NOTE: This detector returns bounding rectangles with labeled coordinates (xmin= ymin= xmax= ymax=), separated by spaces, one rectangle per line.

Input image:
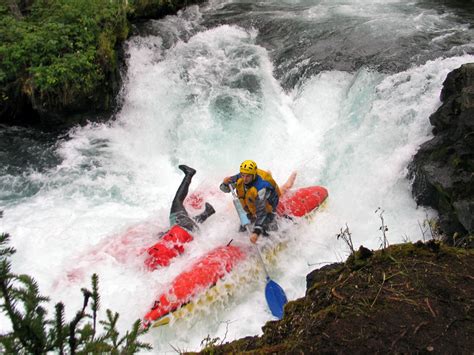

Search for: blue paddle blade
xmin=265 ymin=279 xmax=288 ymax=319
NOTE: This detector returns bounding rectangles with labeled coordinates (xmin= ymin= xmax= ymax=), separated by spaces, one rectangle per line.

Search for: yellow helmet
xmin=240 ymin=160 xmax=257 ymax=175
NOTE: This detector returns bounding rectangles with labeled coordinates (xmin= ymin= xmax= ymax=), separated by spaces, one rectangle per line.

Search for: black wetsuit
xmin=169 ymin=165 xmax=215 ymax=231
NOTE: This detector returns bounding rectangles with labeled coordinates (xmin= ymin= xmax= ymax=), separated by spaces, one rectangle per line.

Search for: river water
xmin=0 ymin=0 xmax=473 ymax=352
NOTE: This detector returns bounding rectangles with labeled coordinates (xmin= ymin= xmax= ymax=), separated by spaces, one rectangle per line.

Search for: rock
xmin=408 ymin=63 xmax=474 ymax=243
xmin=211 ymin=243 xmax=474 ymax=354
xmin=453 ymin=199 xmax=474 ymax=233
xmin=356 ymin=245 xmax=373 ymax=260
xmin=306 ymin=262 xmax=343 ymax=292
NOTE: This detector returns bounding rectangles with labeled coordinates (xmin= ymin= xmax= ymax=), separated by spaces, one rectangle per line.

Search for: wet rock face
xmin=409 ymin=63 xmax=474 ymax=241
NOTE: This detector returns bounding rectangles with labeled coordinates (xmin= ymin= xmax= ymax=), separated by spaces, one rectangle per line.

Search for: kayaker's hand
xmin=250 ymin=232 xmax=259 ymax=244
xmin=219 ymin=182 xmax=231 ymax=193
xmin=223 ymin=176 xmax=232 ymax=184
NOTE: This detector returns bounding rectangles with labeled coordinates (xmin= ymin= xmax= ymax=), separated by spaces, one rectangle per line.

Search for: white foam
xmin=0 ymin=3 xmax=473 ymax=353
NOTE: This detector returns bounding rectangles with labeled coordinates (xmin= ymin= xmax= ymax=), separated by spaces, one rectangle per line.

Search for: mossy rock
xmin=207 ymin=242 xmax=474 ymax=354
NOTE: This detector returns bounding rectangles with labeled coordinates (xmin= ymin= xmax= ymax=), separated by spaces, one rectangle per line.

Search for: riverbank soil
xmin=204 ymin=242 xmax=474 ymax=353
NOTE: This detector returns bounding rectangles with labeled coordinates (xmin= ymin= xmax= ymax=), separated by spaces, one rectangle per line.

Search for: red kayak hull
xmin=277 ymin=186 xmax=328 ymax=217
xmin=143 ymin=244 xmax=246 ymax=327
xmin=144 ymin=225 xmax=193 ymax=270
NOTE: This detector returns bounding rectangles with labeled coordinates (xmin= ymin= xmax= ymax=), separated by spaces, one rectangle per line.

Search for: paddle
xmin=229 ymin=185 xmax=288 ymax=319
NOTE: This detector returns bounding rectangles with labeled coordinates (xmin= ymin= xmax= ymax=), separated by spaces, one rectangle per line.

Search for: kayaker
xmin=170 ymin=164 xmax=215 ymax=231
xmin=144 ymin=165 xmax=215 ymax=270
xmin=220 ymin=160 xmax=295 ymax=244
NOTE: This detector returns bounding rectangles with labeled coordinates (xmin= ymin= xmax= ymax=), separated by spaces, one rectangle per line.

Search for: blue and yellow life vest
xmin=235 ymin=169 xmax=280 ymax=216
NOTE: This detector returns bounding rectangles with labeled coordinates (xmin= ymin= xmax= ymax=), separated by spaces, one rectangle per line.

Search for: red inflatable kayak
xmin=276 ymin=186 xmax=328 ymax=217
xmin=144 ymin=225 xmax=193 ymax=270
xmin=143 ymin=244 xmax=246 ymax=328
xmin=144 ymin=186 xmax=328 ymax=271
xmin=143 ymin=185 xmax=328 ymax=327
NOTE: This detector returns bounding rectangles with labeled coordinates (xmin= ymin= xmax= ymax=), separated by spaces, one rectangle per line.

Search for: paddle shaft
xmin=229 ymin=183 xmax=288 ymax=319
xmin=230 ymin=185 xmax=271 ymax=279
xmin=245 ymin=224 xmax=271 ymax=280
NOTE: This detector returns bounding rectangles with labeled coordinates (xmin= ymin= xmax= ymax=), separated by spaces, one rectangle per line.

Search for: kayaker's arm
xmin=226 ymin=173 xmax=240 ymax=184
xmin=252 ymin=188 xmax=270 ymax=236
xmin=220 ymin=173 xmax=240 ymax=192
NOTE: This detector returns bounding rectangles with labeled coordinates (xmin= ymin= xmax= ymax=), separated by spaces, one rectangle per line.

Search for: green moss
xmin=451 ymin=155 xmax=462 ymax=168
xmin=307 ymin=281 xmax=325 ymax=295
xmin=429 ymin=146 xmax=448 ymax=161
xmin=346 ymin=254 xmax=369 ymax=270
xmin=283 ymin=298 xmax=308 ymax=315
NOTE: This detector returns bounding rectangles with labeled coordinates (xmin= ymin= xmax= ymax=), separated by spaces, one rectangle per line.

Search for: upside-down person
xmin=145 ymin=165 xmax=215 ymax=270
xmin=220 ymin=160 xmax=296 ymax=244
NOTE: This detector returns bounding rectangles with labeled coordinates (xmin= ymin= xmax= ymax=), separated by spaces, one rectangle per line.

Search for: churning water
xmin=1 ymin=0 xmax=473 ymax=352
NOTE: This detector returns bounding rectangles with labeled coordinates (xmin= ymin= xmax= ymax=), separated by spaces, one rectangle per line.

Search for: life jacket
xmin=144 ymin=225 xmax=193 ymax=270
xmin=256 ymin=169 xmax=281 ymax=196
xmin=236 ymin=169 xmax=280 ymax=216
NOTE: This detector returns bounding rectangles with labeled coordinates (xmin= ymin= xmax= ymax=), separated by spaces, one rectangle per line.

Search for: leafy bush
xmin=0 ymin=0 xmax=129 ymax=115
xmin=1 ymin=0 xmax=205 ymax=124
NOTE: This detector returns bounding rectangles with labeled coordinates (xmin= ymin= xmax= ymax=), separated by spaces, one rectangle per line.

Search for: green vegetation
xmin=1 ymin=0 xmax=206 ymax=126
xmin=1 ymin=0 xmax=130 ymax=121
xmin=0 ymin=233 xmax=152 ymax=353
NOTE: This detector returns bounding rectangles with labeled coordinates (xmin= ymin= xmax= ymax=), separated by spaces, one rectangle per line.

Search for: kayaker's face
xmin=241 ymin=173 xmax=254 ymax=185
